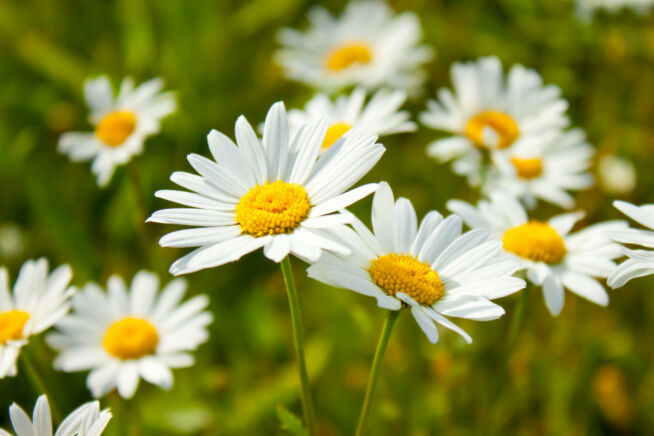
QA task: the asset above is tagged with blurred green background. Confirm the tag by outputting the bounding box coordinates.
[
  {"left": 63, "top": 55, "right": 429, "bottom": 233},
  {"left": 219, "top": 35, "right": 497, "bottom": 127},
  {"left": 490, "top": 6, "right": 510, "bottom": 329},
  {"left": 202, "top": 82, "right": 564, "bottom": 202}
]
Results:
[{"left": 1, "top": 0, "right": 654, "bottom": 434}]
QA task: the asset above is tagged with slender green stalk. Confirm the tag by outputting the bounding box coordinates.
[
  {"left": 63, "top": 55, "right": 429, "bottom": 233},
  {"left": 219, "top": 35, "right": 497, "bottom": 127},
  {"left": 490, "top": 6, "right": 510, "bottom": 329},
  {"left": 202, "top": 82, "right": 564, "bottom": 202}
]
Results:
[
  {"left": 507, "top": 283, "right": 531, "bottom": 348},
  {"left": 20, "top": 350, "right": 62, "bottom": 422},
  {"left": 355, "top": 310, "right": 400, "bottom": 436},
  {"left": 280, "top": 256, "right": 316, "bottom": 436}
]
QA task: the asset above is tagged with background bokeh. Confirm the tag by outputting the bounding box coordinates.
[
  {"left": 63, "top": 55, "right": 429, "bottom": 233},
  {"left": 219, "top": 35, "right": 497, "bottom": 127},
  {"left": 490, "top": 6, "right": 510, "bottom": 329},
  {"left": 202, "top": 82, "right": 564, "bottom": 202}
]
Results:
[{"left": 1, "top": 0, "right": 654, "bottom": 434}]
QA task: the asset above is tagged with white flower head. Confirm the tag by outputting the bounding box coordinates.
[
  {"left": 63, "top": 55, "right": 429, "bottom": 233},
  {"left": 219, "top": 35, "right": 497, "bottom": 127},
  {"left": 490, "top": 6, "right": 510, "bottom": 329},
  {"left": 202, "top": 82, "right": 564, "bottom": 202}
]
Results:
[
  {"left": 307, "top": 182, "right": 525, "bottom": 344},
  {"left": 0, "top": 258, "right": 74, "bottom": 379},
  {"left": 607, "top": 201, "right": 654, "bottom": 288},
  {"left": 487, "top": 129, "right": 594, "bottom": 209},
  {"left": 148, "top": 101, "right": 385, "bottom": 275},
  {"left": 447, "top": 192, "right": 626, "bottom": 316},
  {"left": 599, "top": 155, "right": 636, "bottom": 196},
  {"left": 275, "top": 1, "right": 433, "bottom": 93},
  {"left": 288, "top": 87, "right": 416, "bottom": 152},
  {"left": 0, "top": 395, "right": 111, "bottom": 436},
  {"left": 47, "top": 271, "right": 212, "bottom": 399},
  {"left": 58, "top": 76, "right": 176, "bottom": 187},
  {"left": 420, "top": 56, "right": 569, "bottom": 185}
]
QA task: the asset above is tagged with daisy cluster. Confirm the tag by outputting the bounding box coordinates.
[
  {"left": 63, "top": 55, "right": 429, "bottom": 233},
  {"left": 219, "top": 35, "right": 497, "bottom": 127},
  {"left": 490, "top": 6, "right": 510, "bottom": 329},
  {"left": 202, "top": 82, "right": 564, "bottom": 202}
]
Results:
[{"left": 2, "top": 1, "right": 653, "bottom": 434}]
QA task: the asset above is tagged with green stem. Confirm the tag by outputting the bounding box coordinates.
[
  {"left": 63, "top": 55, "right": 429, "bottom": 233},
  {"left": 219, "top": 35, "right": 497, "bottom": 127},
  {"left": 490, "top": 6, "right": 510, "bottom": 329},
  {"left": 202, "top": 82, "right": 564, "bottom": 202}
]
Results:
[
  {"left": 280, "top": 257, "right": 317, "bottom": 436},
  {"left": 508, "top": 283, "right": 530, "bottom": 348},
  {"left": 20, "top": 350, "right": 62, "bottom": 423},
  {"left": 355, "top": 310, "right": 400, "bottom": 436}
]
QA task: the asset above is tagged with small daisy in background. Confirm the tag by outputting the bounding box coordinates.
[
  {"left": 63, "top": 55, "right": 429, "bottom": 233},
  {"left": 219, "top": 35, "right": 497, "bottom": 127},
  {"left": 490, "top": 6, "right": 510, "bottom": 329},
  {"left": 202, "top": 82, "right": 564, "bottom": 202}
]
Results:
[
  {"left": 275, "top": 1, "right": 433, "bottom": 93},
  {"left": 47, "top": 271, "right": 212, "bottom": 399},
  {"left": 575, "top": 0, "right": 654, "bottom": 19},
  {"left": 607, "top": 201, "right": 654, "bottom": 288},
  {"left": 447, "top": 193, "right": 625, "bottom": 316},
  {"left": 58, "top": 76, "right": 176, "bottom": 187},
  {"left": 598, "top": 155, "right": 636, "bottom": 196},
  {"left": 0, "top": 395, "right": 111, "bottom": 436},
  {"left": 148, "top": 101, "right": 384, "bottom": 275},
  {"left": 0, "top": 258, "right": 74, "bottom": 378},
  {"left": 487, "top": 129, "right": 594, "bottom": 209},
  {"left": 420, "top": 56, "right": 569, "bottom": 185},
  {"left": 307, "top": 182, "right": 526, "bottom": 344},
  {"left": 287, "top": 87, "right": 416, "bottom": 151}
]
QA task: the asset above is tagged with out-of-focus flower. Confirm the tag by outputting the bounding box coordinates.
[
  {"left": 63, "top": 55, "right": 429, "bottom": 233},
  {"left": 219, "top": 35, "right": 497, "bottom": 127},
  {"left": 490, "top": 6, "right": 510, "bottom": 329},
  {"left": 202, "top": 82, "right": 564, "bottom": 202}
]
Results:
[
  {"left": 599, "top": 155, "right": 636, "bottom": 196},
  {"left": 275, "top": 1, "right": 433, "bottom": 93},
  {"left": 47, "top": 271, "right": 212, "bottom": 399},
  {"left": 148, "top": 102, "right": 384, "bottom": 275},
  {"left": 421, "top": 56, "right": 569, "bottom": 185},
  {"left": 0, "top": 259, "right": 74, "bottom": 378},
  {"left": 288, "top": 88, "right": 415, "bottom": 151},
  {"left": 0, "top": 224, "right": 24, "bottom": 260},
  {"left": 487, "top": 129, "right": 594, "bottom": 209},
  {"left": 607, "top": 201, "right": 654, "bottom": 288},
  {"left": 0, "top": 395, "right": 111, "bottom": 436},
  {"left": 307, "top": 182, "right": 525, "bottom": 344},
  {"left": 447, "top": 192, "right": 625, "bottom": 316},
  {"left": 576, "top": 0, "right": 654, "bottom": 19},
  {"left": 592, "top": 365, "right": 634, "bottom": 429},
  {"left": 58, "top": 76, "right": 176, "bottom": 187}
]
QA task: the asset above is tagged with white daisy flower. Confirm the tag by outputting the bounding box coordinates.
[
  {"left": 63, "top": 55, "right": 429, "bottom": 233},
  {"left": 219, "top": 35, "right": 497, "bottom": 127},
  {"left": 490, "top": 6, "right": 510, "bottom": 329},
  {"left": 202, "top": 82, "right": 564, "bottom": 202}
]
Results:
[
  {"left": 486, "top": 129, "right": 594, "bottom": 209},
  {"left": 58, "top": 76, "right": 176, "bottom": 187},
  {"left": 307, "top": 182, "right": 526, "bottom": 344},
  {"left": 420, "top": 56, "right": 569, "bottom": 184},
  {"left": 287, "top": 87, "right": 416, "bottom": 151},
  {"left": 576, "top": 0, "right": 654, "bottom": 18},
  {"left": 147, "top": 101, "right": 385, "bottom": 275},
  {"left": 606, "top": 201, "right": 654, "bottom": 288},
  {"left": 447, "top": 193, "right": 626, "bottom": 316},
  {"left": 599, "top": 155, "right": 636, "bottom": 196},
  {"left": 0, "top": 258, "right": 74, "bottom": 378},
  {"left": 46, "top": 271, "right": 212, "bottom": 399},
  {"left": 0, "top": 395, "right": 111, "bottom": 436},
  {"left": 275, "top": 1, "right": 433, "bottom": 93}
]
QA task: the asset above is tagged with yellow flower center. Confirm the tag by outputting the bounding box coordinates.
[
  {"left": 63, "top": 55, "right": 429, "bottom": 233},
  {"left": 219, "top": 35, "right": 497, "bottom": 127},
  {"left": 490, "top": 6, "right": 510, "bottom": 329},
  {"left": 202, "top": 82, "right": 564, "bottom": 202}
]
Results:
[
  {"left": 321, "top": 122, "right": 352, "bottom": 150},
  {"left": 465, "top": 110, "right": 520, "bottom": 149},
  {"left": 511, "top": 157, "right": 543, "bottom": 180},
  {"left": 369, "top": 253, "right": 445, "bottom": 306},
  {"left": 325, "top": 42, "right": 373, "bottom": 72},
  {"left": 235, "top": 181, "right": 312, "bottom": 237},
  {"left": 0, "top": 310, "right": 30, "bottom": 345},
  {"left": 95, "top": 110, "right": 137, "bottom": 147},
  {"left": 502, "top": 221, "right": 566, "bottom": 264},
  {"left": 103, "top": 317, "right": 159, "bottom": 360}
]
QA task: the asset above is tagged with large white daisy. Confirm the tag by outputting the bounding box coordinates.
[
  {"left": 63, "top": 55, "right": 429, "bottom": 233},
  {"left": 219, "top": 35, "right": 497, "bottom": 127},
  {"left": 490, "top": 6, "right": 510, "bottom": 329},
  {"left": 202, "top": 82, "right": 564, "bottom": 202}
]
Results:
[
  {"left": 58, "top": 76, "right": 176, "bottom": 187},
  {"left": 307, "top": 182, "right": 525, "bottom": 344},
  {"left": 275, "top": 1, "right": 433, "bottom": 93},
  {"left": 46, "top": 271, "right": 212, "bottom": 399},
  {"left": 447, "top": 193, "right": 626, "bottom": 316},
  {"left": 0, "top": 395, "right": 111, "bottom": 436},
  {"left": 607, "top": 201, "right": 654, "bottom": 288},
  {"left": 148, "top": 101, "right": 385, "bottom": 275},
  {"left": 287, "top": 87, "right": 416, "bottom": 151},
  {"left": 486, "top": 129, "right": 594, "bottom": 209},
  {"left": 420, "top": 56, "right": 569, "bottom": 185},
  {"left": 0, "top": 258, "right": 74, "bottom": 378}
]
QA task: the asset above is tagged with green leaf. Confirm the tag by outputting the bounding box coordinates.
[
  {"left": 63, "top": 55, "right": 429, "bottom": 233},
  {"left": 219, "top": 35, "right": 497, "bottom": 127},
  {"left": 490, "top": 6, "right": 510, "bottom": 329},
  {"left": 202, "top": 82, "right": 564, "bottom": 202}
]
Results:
[{"left": 276, "top": 405, "right": 308, "bottom": 436}]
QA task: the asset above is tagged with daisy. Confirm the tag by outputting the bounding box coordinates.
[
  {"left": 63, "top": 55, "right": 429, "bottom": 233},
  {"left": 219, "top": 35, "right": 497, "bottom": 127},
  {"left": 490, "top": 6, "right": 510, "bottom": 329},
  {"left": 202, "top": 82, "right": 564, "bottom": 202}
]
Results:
[
  {"left": 420, "top": 56, "right": 569, "bottom": 185},
  {"left": 275, "top": 1, "right": 433, "bottom": 93},
  {"left": 598, "top": 155, "right": 636, "bottom": 196},
  {"left": 575, "top": 0, "right": 654, "bottom": 18},
  {"left": 606, "top": 201, "right": 654, "bottom": 288},
  {"left": 148, "top": 101, "right": 385, "bottom": 275},
  {"left": 0, "top": 258, "right": 74, "bottom": 378},
  {"left": 46, "top": 270, "right": 212, "bottom": 399},
  {"left": 486, "top": 129, "right": 594, "bottom": 209},
  {"left": 0, "top": 395, "right": 111, "bottom": 436},
  {"left": 287, "top": 87, "right": 416, "bottom": 151},
  {"left": 307, "top": 182, "right": 526, "bottom": 344},
  {"left": 58, "top": 76, "right": 176, "bottom": 187},
  {"left": 447, "top": 192, "right": 626, "bottom": 316}
]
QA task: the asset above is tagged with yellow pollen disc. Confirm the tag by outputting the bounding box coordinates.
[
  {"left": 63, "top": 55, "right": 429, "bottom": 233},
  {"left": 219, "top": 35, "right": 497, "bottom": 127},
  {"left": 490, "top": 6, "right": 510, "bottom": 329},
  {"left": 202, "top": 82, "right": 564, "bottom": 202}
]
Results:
[
  {"left": 322, "top": 122, "right": 352, "bottom": 150},
  {"left": 369, "top": 253, "right": 445, "bottom": 306},
  {"left": 235, "top": 181, "right": 312, "bottom": 237},
  {"left": 465, "top": 110, "right": 520, "bottom": 149},
  {"left": 103, "top": 317, "right": 159, "bottom": 360},
  {"left": 325, "top": 42, "right": 373, "bottom": 72},
  {"left": 502, "top": 221, "right": 566, "bottom": 264},
  {"left": 511, "top": 156, "right": 543, "bottom": 180},
  {"left": 95, "top": 110, "right": 137, "bottom": 147},
  {"left": 0, "top": 310, "right": 30, "bottom": 345}
]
